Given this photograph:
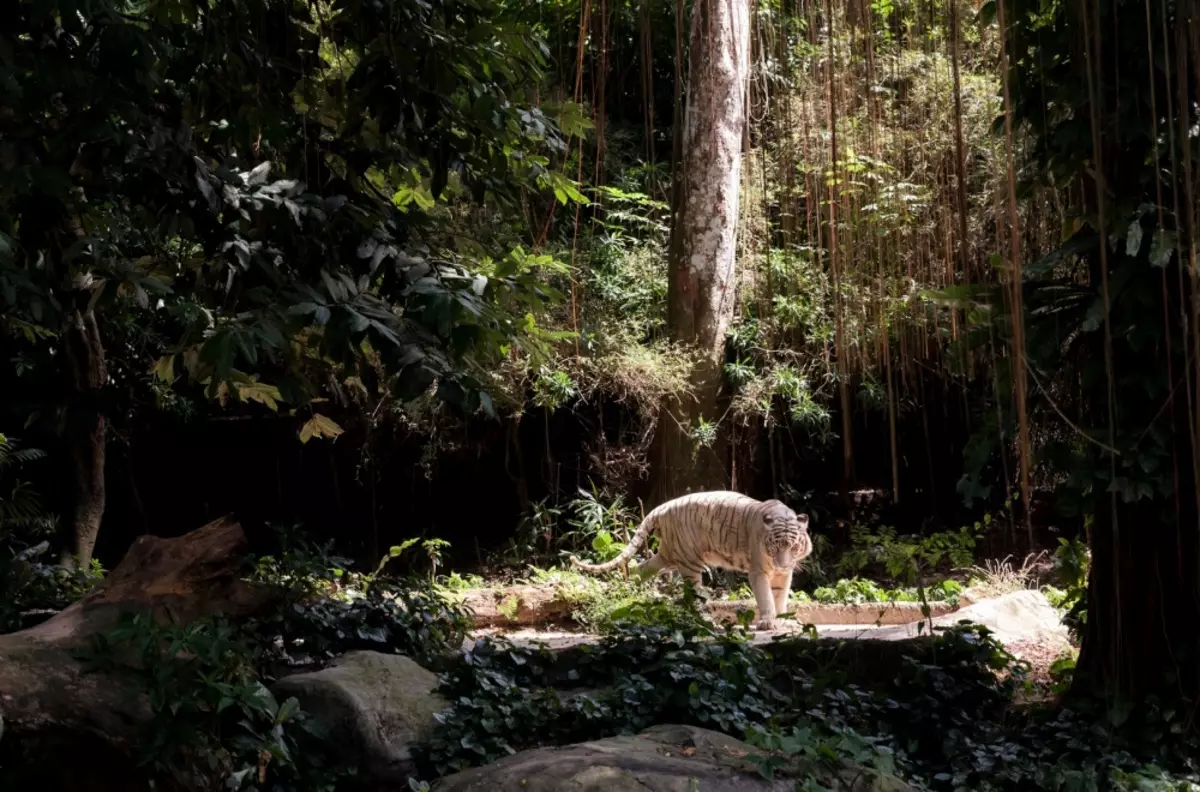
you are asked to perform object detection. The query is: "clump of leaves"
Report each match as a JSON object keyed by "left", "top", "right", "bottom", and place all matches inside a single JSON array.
[
  {"left": 744, "top": 723, "right": 901, "bottom": 786},
  {"left": 416, "top": 593, "right": 782, "bottom": 777},
  {"left": 78, "top": 613, "right": 350, "bottom": 791},
  {"left": 837, "top": 524, "right": 980, "bottom": 582},
  {"left": 526, "top": 566, "right": 670, "bottom": 630},
  {"left": 494, "top": 498, "right": 563, "bottom": 566},
  {"left": 725, "top": 583, "right": 814, "bottom": 604},
  {"left": 256, "top": 578, "right": 472, "bottom": 670},
  {"left": 589, "top": 334, "right": 694, "bottom": 416},
  {"left": 1045, "top": 536, "right": 1089, "bottom": 640},
  {"left": 436, "top": 571, "right": 486, "bottom": 592},
  {"left": 560, "top": 487, "right": 638, "bottom": 560},
  {"left": 811, "top": 577, "right": 963, "bottom": 605},
  {"left": 1047, "top": 649, "right": 1077, "bottom": 696},
  {"left": 413, "top": 594, "right": 1200, "bottom": 791},
  {"left": 247, "top": 528, "right": 471, "bottom": 669}
]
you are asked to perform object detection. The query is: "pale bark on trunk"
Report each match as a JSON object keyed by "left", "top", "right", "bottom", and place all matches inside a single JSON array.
[
  {"left": 654, "top": 0, "right": 750, "bottom": 502},
  {"left": 63, "top": 305, "right": 107, "bottom": 568}
]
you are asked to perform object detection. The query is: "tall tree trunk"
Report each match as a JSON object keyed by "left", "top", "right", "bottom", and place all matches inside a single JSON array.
[
  {"left": 63, "top": 305, "right": 107, "bottom": 568},
  {"left": 1072, "top": 259, "right": 1200, "bottom": 703},
  {"left": 654, "top": 0, "right": 750, "bottom": 502},
  {"left": 1072, "top": 493, "right": 1200, "bottom": 703}
]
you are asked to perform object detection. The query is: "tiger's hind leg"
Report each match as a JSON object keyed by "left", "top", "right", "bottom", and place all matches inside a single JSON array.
[
  {"left": 632, "top": 553, "right": 669, "bottom": 579},
  {"left": 672, "top": 563, "right": 708, "bottom": 602},
  {"left": 750, "top": 570, "right": 777, "bottom": 630}
]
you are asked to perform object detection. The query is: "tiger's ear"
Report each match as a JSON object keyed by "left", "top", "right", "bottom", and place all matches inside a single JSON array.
[{"left": 797, "top": 513, "right": 810, "bottom": 530}]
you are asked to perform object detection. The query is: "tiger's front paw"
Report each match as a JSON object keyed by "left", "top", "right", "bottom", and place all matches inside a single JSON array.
[{"left": 755, "top": 619, "right": 777, "bottom": 631}]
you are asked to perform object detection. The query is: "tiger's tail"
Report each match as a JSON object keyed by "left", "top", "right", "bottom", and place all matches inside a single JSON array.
[{"left": 569, "top": 511, "right": 659, "bottom": 573}]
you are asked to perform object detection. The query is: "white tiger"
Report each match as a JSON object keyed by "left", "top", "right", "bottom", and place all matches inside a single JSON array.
[{"left": 569, "top": 490, "right": 813, "bottom": 630}]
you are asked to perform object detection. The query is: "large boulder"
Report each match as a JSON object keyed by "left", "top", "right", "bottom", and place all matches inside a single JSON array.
[
  {"left": 272, "top": 651, "right": 447, "bottom": 784},
  {"left": 431, "top": 724, "right": 914, "bottom": 792}
]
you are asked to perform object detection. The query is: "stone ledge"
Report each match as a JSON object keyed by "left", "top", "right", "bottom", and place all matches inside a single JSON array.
[
  {"left": 459, "top": 585, "right": 959, "bottom": 628},
  {"left": 707, "top": 599, "right": 958, "bottom": 626}
]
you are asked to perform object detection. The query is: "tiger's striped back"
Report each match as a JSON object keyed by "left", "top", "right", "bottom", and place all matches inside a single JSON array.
[
  {"left": 653, "top": 491, "right": 766, "bottom": 578},
  {"left": 568, "top": 490, "right": 811, "bottom": 578}
]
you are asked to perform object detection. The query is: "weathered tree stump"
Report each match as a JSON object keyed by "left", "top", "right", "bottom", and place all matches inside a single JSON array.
[{"left": 0, "top": 515, "right": 272, "bottom": 746}]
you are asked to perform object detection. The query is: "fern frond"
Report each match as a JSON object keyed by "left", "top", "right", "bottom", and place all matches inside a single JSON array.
[{"left": 10, "top": 448, "right": 47, "bottom": 465}]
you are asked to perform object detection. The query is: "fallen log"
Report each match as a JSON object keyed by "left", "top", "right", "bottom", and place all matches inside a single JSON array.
[
  {"left": 458, "top": 585, "right": 577, "bottom": 628},
  {"left": 0, "top": 515, "right": 272, "bottom": 746},
  {"left": 706, "top": 599, "right": 958, "bottom": 626}
]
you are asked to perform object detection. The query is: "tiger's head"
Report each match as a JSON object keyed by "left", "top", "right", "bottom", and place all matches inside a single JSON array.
[{"left": 761, "top": 500, "right": 812, "bottom": 569}]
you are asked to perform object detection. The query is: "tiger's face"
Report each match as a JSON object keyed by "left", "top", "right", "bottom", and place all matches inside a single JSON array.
[{"left": 761, "top": 501, "right": 812, "bottom": 569}]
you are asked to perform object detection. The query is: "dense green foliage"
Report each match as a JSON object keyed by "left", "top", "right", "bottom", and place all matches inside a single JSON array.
[
  {"left": 2, "top": 532, "right": 470, "bottom": 789},
  {"left": 80, "top": 613, "right": 353, "bottom": 791},
  {"left": 417, "top": 605, "right": 1200, "bottom": 790},
  {"left": 3, "top": 0, "right": 1200, "bottom": 788},
  {"left": 247, "top": 530, "right": 472, "bottom": 667},
  {"left": 1, "top": 0, "right": 578, "bottom": 459}
]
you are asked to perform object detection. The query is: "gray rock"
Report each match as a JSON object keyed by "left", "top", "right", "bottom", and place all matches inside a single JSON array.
[
  {"left": 272, "top": 651, "right": 447, "bottom": 784},
  {"left": 432, "top": 724, "right": 914, "bottom": 792}
]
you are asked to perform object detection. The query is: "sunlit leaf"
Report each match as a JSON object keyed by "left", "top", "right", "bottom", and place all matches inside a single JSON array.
[
  {"left": 298, "top": 413, "right": 344, "bottom": 444},
  {"left": 236, "top": 380, "right": 284, "bottom": 412},
  {"left": 152, "top": 355, "right": 176, "bottom": 383}
]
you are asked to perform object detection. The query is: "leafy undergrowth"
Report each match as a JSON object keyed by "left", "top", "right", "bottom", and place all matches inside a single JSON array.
[
  {"left": 450, "top": 564, "right": 976, "bottom": 633},
  {"left": 415, "top": 590, "right": 1200, "bottom": 791},
  {"left": 247, "top": 531, "right": 473, "bottom": 670},
  {"left": 809, "top": 577, "right": 964, "bottom": 605},
  {"left": 1, "top": 529, "right": 470, "bottom": 791},
  {"left": 6, "top": 529, "right": 1173, "bottom": 792}
]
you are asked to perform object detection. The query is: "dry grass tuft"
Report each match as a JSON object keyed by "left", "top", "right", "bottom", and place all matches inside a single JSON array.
[
  {"left": 587, "top": 333, "right": 695, "bottom": 415},
  {"left": 964, "top": 552, "right": 1048, "bottom": 600}
]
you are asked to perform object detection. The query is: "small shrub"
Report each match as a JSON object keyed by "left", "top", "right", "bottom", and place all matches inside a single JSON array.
[
  {"left": 744, "top": 723, "right": 899, "bottom": 784},
  {"left": 1048, "top": 649, "right": 1077, "bottom": 696},
  {"left": 1049, "top": 536, "right": 1089, "bottom": 640},
  {"left": 248, "top": 528, "right": 472, "bottom": 668},
  {"left": 836, "top": 524, "right": 980, "bottom": 582},
  {"left": 810, "top": 577, "right": 962, "bottom": 605},
  {"left": 250, "top": 576, "right": 472, "bottom": 670},
  {"left": 496, "top": 498, "right": 563, "bottom": 565},
  {"left": 965, "top": 553, "right": 1043, "bottom": 599},
  {"left": 437, "top": 571, "right": 486, "bottom": 592},
  {"left": 417, "top": 601, "right": 782, "bottom": 777},
  {"left": 525, "top": 565, "right": 686, "bottom": 631},
  {"left": 0, "top": 540, "right": 104, "bottom": 633}
]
